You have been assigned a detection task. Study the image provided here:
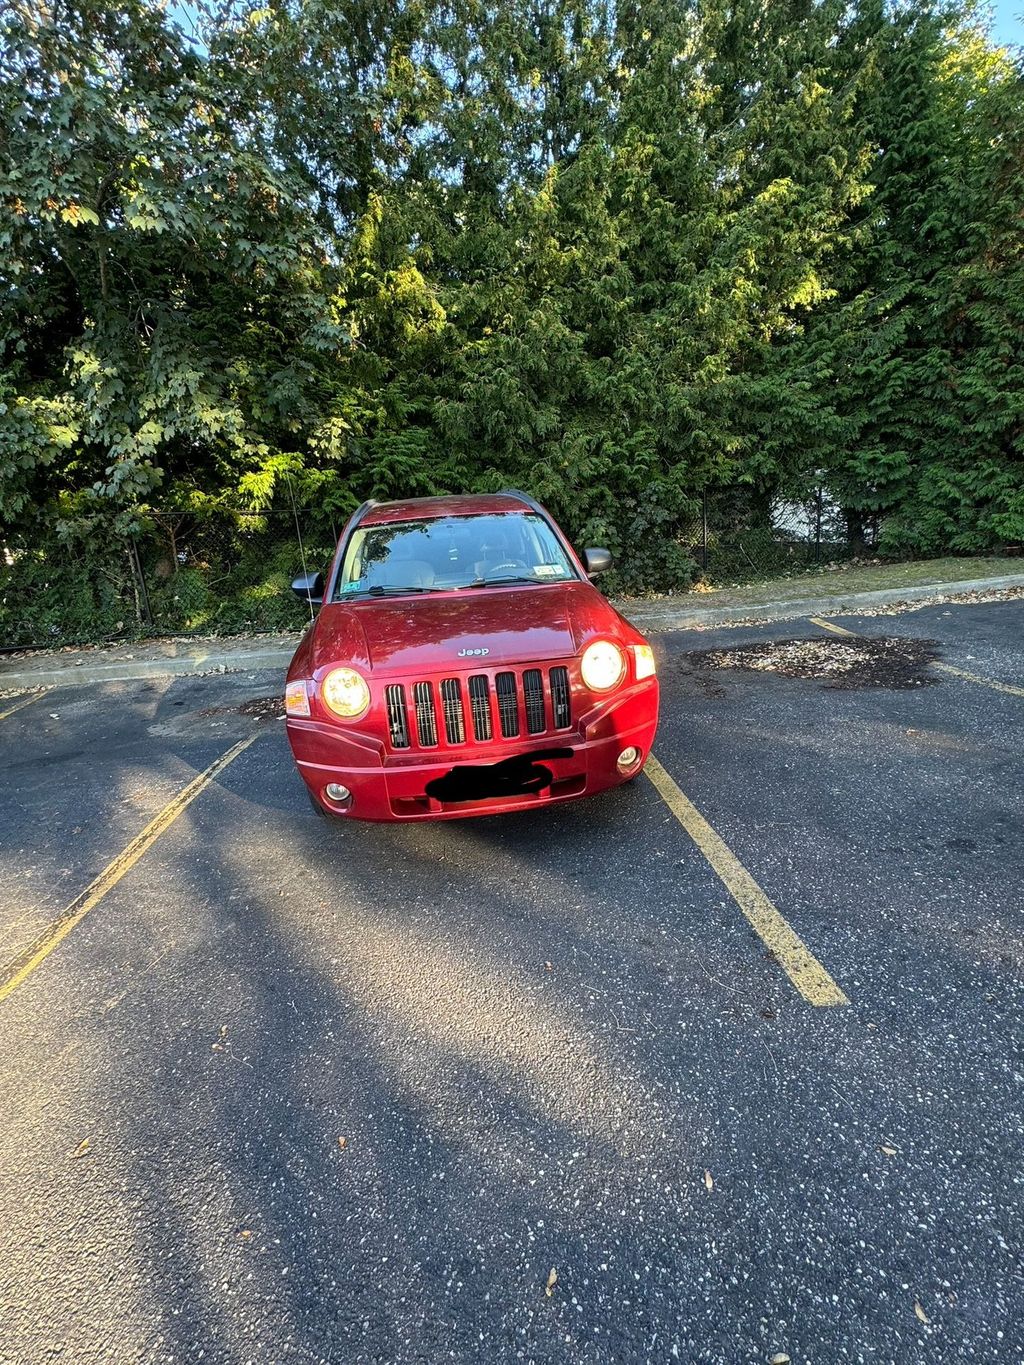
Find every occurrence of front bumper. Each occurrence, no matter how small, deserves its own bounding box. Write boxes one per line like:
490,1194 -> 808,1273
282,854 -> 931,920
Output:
287,679 -> 658,821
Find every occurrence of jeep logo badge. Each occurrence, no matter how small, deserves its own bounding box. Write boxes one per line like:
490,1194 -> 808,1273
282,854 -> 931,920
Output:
457,647 -> 490,658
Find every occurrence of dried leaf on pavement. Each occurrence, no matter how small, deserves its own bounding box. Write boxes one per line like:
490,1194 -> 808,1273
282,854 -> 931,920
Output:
914,1300 -> 930,1324
704,1169 -> 714,1191
545,1267 -> 558,1297
72,1138 -> 91,1159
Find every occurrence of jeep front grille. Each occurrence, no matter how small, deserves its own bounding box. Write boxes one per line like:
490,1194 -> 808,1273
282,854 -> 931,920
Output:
495,672 -> 519,738
550,666 -> 571,728
523,669 -> 545,734
440,677 -> 465,744
468,674 -> 492,741
385,667 -> 573,750
413,681 -> 437,747
384,684 -> 410,749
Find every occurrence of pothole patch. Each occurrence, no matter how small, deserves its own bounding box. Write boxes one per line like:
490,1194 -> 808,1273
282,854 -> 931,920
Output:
685,636 -> 942,690
200,695 -> 285,720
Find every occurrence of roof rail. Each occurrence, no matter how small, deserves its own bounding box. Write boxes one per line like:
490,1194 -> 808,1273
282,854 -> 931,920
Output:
348,498 -> 379,529
499,488 -> 545,516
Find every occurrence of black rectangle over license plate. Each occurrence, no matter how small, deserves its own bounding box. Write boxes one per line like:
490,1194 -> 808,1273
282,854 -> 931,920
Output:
424,748 -> 575,803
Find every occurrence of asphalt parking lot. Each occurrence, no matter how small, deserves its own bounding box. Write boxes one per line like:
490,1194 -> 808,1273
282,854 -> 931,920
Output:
1,599 -> 1022,1365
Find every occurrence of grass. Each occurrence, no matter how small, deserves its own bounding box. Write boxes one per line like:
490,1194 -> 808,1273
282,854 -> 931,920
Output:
635,556 -> 1024,610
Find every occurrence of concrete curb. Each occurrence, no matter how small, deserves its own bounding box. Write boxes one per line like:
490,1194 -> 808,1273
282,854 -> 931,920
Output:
619,572 -> 1024,634
0,648 -> 298,691
3,571 -> 1022,692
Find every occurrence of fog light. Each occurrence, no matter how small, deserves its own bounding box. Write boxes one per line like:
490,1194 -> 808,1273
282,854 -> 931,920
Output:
325,782 -> 351,804
616,746 -> 641,774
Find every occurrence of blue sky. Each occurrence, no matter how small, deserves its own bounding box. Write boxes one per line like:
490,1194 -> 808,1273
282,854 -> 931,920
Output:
990,0 -> 1023,45
167,1 -> 1022,49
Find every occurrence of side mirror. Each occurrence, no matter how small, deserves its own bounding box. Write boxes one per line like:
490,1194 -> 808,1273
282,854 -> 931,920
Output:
291,571 -> 324,606
581,547 -> 613,577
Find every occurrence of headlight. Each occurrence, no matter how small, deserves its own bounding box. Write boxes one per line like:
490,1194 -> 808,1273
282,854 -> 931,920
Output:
580,640 -> 625,692
321,667 -> 371,719
632,645 -> 656,680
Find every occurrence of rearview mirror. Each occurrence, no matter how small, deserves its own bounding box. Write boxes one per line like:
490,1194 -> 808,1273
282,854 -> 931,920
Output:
291,571 -> 324,606
581,547 -> 613,577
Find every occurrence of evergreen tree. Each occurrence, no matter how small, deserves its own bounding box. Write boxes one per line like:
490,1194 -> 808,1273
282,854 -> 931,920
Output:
1,0 -> 1021,603
815,2 -> 1024,552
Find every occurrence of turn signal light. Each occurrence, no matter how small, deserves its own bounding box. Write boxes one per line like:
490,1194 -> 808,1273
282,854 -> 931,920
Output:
285,680 -> 310,717
632,645 -> 656,680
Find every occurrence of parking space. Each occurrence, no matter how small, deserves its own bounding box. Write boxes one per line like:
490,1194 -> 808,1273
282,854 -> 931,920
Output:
1,599 -> 1021,1364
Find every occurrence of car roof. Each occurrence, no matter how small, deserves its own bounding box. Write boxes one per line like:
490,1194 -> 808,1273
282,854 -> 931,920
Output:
360,493 -> 533,526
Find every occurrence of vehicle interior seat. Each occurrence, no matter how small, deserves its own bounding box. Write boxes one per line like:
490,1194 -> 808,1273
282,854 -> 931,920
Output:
476,519 -> 530,577
363,545 -> 437,590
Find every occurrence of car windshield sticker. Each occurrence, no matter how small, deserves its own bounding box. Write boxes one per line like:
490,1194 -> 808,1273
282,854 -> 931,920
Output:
534,564 -> 562,577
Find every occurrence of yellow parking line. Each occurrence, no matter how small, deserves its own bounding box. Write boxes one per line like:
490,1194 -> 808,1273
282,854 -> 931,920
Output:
0,734 -> 258,1006
809,616 -> 857,638
644,755 -> 849,1007
0,693 -> 44,723
809,616 -> 1024,695
932,661 -> 1024,698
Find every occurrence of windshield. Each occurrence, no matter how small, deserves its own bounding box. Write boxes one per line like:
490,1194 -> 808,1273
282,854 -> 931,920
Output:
334,513 -> 578,598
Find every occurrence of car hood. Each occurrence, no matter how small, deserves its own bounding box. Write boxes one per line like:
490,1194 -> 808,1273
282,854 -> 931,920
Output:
308,582 -> 620,675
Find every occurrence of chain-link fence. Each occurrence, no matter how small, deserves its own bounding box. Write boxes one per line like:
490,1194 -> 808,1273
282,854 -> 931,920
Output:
1,487 -> 880,651
686,488 -> 880,584
1,538 -> 153,650
0,506 -> 335,651
133,508 -> 335,637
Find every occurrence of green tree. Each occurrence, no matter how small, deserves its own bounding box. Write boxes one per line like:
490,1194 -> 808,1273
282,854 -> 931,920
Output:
816,2 -> 1024,552
1,0 -> 1021,629
0,0 -> 330,542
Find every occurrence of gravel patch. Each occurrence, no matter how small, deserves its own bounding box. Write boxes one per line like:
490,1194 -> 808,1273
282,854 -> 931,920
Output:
684,635 -> 942,689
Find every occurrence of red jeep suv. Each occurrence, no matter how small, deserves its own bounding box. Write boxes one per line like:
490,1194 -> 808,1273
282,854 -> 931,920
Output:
284,491 -> 659,821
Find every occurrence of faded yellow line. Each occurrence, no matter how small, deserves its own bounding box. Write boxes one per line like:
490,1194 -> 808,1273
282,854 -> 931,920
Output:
0,734 -> 258,1005
0,692 -> 45,723
644,755 -> 849,1007
809,616 -> 857,638
932,661 -> 1024,698
809,616 -> 1024,695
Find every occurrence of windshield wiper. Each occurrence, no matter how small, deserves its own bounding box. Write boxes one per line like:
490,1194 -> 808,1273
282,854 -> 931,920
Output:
342,584 -> 435,599
462,575 -> 545,589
